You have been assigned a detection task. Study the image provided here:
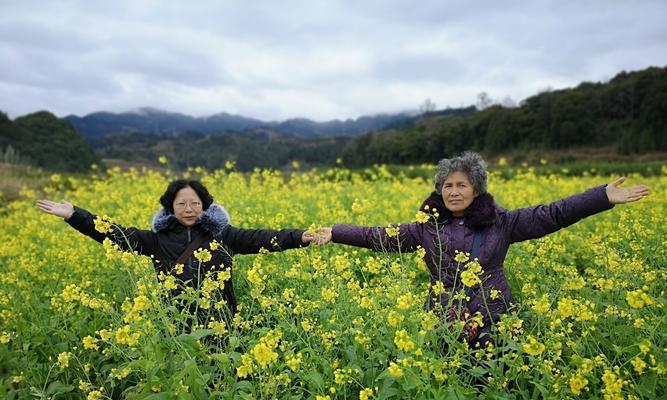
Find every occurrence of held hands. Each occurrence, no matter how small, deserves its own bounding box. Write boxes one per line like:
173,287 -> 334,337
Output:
606,177 -> 650,204
301,227 -> 333,245
36,199 -> 75,219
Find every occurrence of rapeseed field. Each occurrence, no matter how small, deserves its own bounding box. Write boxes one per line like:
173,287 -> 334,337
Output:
1,163 -> 665,399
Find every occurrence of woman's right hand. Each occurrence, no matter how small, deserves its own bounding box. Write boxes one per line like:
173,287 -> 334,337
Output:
302,227 -> 332,245
315,227 -> 332,244
36,199 -> 75,219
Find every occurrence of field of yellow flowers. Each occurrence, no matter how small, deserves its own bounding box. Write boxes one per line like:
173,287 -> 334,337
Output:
1,163 -> 665,399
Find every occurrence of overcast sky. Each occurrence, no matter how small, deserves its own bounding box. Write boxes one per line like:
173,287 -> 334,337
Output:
2,0 -> 666,121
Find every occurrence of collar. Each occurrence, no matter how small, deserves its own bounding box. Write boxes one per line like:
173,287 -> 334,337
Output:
419,191 -> 498,229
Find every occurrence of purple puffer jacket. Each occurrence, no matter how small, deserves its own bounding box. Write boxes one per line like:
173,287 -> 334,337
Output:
332,185 -> 613,340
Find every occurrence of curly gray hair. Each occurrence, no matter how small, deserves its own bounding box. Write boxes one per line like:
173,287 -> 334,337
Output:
434,151 -> 488,194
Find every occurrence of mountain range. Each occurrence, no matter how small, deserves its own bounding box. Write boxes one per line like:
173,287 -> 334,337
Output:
64,108 -> 419,139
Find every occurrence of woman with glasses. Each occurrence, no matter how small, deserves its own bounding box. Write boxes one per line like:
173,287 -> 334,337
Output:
37,179 -> 325,328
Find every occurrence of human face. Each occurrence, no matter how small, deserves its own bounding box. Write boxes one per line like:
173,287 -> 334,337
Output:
441,171 -> 479,217
173,186 -> 204,227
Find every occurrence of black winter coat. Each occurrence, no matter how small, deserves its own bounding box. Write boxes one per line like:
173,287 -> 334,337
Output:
66,203 -> 308,315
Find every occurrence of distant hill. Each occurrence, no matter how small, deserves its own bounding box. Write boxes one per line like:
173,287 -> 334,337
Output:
78,107 -> 476,171
64,108 -> 418,139
341,66 -> 667,166
0,111 -> 98,172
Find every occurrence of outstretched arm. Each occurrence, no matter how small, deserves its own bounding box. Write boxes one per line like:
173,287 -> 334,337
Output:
222,225 -> 314,254
36,199 -> 156,255
327,223 -> 421,253
507,178 -> 649,243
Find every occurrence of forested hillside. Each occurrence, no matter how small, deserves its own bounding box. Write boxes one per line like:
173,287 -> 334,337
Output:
0,111 -> 98,172
341,67 -> 667,165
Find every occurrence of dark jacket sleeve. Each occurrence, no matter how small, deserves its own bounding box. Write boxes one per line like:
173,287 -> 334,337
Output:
331,222 -> 421,252
65,206 -> 156,256
506,185 -> 614,243
221,225 -> 309,255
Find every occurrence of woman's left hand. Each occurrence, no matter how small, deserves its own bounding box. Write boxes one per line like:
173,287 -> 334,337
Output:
606,177 -> 650,204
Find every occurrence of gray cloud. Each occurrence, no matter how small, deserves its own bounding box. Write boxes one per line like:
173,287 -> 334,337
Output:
1,0 -> 666,121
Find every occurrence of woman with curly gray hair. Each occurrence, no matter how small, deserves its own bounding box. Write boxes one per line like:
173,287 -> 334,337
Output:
318,151 -> 649,347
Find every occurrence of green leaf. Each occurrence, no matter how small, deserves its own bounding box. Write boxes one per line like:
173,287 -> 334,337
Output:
306,371 -> 324,392
143,393 -> 172,400
402,372 -> 420,391
444,387 -> 466,400
235,380 -> 254,392
190,329 -> 214,340
344,345 -> 358,364
469,366 -> 488,377
45,381 -> 74,395
378,375 -> 399,399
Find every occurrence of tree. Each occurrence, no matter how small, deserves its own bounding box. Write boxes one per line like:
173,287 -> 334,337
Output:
476,92 -> 493,110
419,98 -> 437,115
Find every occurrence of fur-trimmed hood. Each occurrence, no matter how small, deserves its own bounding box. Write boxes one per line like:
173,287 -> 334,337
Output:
419,191 -> 500,229
151,203 -> 231,236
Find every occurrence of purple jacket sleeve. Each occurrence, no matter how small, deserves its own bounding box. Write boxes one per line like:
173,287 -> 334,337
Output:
506,185 -> 614,243
331,222 -> 422,252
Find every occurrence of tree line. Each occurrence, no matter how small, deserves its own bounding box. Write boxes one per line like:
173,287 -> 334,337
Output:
341,66 -> 667,166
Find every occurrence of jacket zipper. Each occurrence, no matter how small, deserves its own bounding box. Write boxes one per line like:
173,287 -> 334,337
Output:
187,227 -> 192,272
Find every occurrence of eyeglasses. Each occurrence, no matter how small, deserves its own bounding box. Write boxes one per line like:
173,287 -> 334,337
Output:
173,201 -> 202,210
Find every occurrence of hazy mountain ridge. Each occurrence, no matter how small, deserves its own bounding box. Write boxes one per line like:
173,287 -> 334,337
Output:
64,108 -> 419,139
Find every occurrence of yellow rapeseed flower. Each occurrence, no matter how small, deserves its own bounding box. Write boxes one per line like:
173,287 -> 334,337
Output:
57,352 -> 71,369
173,264 -> 184,275
87,390 -> 104,400
385,226 -> 400,238
193,248 -> 212,263
523,336 -> 545,356
454,250 -> 470,264
601,369 -> 624,400
415,211 -> 430,224
236,354 -> 254,378
286,352 -> 302,372
631,357 -> 647,375
569,374 -> 588,395
359,388 -> 374,400
388,361 -> 403,378
82,335 -> 99,351
394,329 -> 416,352
93,215 -> 113,234
626,289 -> 653,309
208,320 -> 228,336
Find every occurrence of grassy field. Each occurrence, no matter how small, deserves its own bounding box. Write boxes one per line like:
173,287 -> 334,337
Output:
1,163 -> 665,399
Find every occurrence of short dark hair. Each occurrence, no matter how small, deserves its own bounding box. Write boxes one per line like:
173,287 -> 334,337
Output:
159,180 -> 214,213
